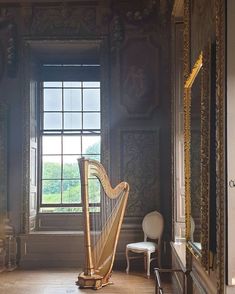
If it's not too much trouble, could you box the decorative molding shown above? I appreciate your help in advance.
[190,0,216,65]
[30,5,97,36]
[0,103,17,271]
[110,15,125,51]
[0,43,4,81]
[183,0,191,79]
[120,37,160,117]
[22,42,31,234]
[120,128,160,217]
[215,0,225,292]
[200,44,211,271]
[99,38,111,174]
[183,4,190,259]
[0,102,8,236]
[0,9,17,78]
[125,0,157,24]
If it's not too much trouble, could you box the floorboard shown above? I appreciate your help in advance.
[0,268,173,294]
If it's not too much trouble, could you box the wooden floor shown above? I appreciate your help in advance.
[0,268,173,294]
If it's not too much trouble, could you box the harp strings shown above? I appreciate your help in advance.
[78,157,128,277]
[89,178,123,269]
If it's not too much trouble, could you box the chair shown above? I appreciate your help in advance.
[126,211,164,278]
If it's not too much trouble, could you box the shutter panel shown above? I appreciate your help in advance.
[29,62,39,231]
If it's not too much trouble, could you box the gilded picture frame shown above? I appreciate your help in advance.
[184,49,211,272]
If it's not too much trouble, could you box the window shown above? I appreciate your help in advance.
[39,65,101,213]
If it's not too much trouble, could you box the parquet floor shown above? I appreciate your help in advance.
[0,268,173,294]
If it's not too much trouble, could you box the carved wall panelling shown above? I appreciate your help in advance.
[190,0,216,65]
[110,0,157,25]
[119,37,160,118]
[110,14,125,52]
[0,43,4,81]
[118,127,160,217]
[124,0,157,24]
[30,4,97,36]
[215,0,225,292]
[110,0,173,29]
[0,102,8,237]
[0,9,18,79]
[0,102,17,272]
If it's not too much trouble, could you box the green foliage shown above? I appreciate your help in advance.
[85,142,100,161]
[42,141,101,207]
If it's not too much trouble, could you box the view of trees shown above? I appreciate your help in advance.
[41,142,100,212]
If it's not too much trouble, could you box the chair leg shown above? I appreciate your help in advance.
[146,251,151,278]
[144,253,147,272]
[126,247,130,274]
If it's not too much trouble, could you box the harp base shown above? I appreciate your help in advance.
[76,272,113,290]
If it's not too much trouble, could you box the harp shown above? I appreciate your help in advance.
[76,157,129,290]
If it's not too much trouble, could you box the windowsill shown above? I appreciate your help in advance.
[29,231,84,235]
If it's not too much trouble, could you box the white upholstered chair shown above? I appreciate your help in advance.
[125,211,164,278]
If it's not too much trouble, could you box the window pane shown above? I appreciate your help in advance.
[88,179,100,203]
[44,82,62,87]
[83,82,100,88]
[64,113,82,129]
[42,156,61,179]
[41,76,101,211]
[86,154,100,161]
[83,89,100,111]
[83,113,100,129]
[42,136,61,154]
[63,136,81,154]
[82,136,100,154]
[42,180,61,204]
[64,89,81,111]
[44,113,62,129]
[62,180,81,203]
[44,89,62,111]
[64,82,81,88]
[63,155,80,179]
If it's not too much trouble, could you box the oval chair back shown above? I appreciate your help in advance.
[142,211,164,242]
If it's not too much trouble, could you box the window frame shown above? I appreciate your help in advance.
[22,39,110,232]
[38,66,102,213]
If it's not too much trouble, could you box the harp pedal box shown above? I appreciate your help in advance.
[76,272,105,290]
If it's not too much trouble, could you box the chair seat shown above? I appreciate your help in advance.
[127,241,157,253]
[125,211,164,277]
